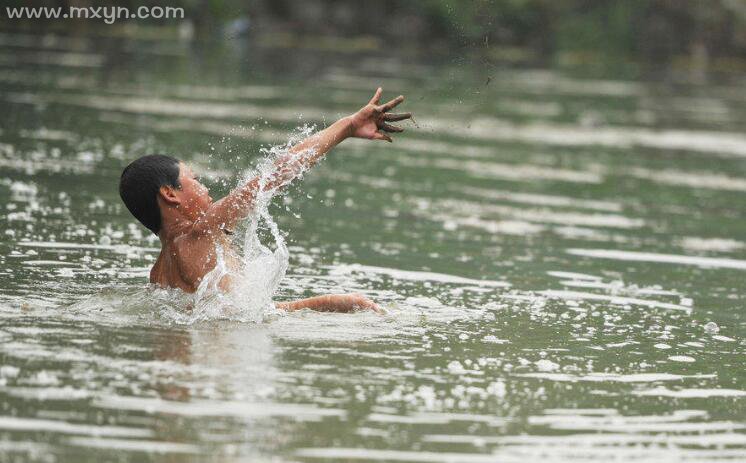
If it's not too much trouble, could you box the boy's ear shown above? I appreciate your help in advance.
[158,185,181,205]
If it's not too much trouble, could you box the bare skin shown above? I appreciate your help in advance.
[149,88,411,313]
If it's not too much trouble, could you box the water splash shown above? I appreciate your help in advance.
[182,125,317,324]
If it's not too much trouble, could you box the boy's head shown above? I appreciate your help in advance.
[119,155,212,235]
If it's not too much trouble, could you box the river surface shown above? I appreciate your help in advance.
[1,31,745,462]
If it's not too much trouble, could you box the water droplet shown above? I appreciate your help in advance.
[447,360,466,374]
[535,359,560,372]
[703,321,719,334]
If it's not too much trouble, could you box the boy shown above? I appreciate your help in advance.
[119,88,410,313]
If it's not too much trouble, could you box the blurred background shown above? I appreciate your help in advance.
[3,0,746,81]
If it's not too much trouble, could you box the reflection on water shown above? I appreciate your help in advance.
[1,31,745,462]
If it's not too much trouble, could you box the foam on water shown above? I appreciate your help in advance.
[93,394,346,420]
[328,264,510,288]
[422,198,644,229]
[65,438,201,455]
[515,372,715,383]
[634,387,746,398]
[530,290,692,312]
[0,416,153,438]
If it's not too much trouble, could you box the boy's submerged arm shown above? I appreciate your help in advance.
[277,294,383,313]
[191,88,410,235]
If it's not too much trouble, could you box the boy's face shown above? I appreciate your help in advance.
[175,163,212,215]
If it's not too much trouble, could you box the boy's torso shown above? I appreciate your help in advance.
[150,232,237,292]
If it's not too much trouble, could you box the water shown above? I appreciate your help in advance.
[1,31,746,462]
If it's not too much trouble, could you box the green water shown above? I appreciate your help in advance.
[1,32,745,462]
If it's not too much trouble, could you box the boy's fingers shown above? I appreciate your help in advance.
[384,112,411,122]
[370,303,385,314]
[380,123,404,133]
[373,131,393,142]
[380,95,404,111]
[369,87,383,105]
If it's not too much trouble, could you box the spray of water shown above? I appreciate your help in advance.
[170,126,317,324]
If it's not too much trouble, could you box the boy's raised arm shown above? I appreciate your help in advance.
[191,88,410,235]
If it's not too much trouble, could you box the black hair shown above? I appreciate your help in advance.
[119,154,181,235]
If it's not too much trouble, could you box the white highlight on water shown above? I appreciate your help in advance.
[567,248,746,270]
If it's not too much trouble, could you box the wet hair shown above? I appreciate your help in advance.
[119,155,181,235]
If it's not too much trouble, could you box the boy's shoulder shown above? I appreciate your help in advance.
[150,231,220,291]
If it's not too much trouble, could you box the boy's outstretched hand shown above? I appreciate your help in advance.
[194,88,411,236]
[348,87,411,142]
